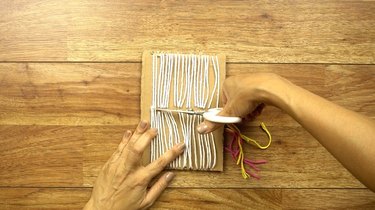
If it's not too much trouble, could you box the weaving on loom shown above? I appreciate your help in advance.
[141,51,226,171]
[141,51,272,177]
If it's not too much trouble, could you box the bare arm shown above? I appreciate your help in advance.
[270,76,375,191]
[198,73,375,191]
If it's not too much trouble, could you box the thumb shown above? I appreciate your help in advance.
[197,106,233,134]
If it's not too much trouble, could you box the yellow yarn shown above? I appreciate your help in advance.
[236,136,250,179]
[228,123,272,149]
[228,122,272,179]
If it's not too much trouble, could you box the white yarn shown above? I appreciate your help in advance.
[179,55,188,108]
[150,52,221,170]
[214,56,220,108]
[203,55,210,108]
[150,53,156,162]
[210,132,217,168]
[186,55,193,108]
[194,55,198,107]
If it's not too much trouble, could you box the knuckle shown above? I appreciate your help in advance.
[129,134,139,144]
[102,162,117,177]
[126,145,143,158]
[133,146,143,155]
[135,175,149,187]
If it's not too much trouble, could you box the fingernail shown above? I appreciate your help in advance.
[176,142,186,150]
[140,120,147,129]
[165,172,175,183]
[150,128,158,133]
[125,130,132,138]
[197,123,208,133]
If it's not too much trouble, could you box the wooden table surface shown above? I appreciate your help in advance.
[0,1,374,209]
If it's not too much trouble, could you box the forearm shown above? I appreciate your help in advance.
[267,77,375,191]
[199,73,374,190]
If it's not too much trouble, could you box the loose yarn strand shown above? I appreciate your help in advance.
[226,123,272,179]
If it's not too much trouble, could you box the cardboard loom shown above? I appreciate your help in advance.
[141,50,226,171]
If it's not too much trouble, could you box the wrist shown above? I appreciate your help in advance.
[255,74,294,112]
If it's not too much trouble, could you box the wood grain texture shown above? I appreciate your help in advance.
[0,63,373,189]
[1,0,374,208]
[282,189,375,209]
[0,1,68,61]
[1,0,374,63]
[0,125,364,188]
[0,188,90,210]
[1,188,374,210]
[0,63,373,126]
[0,63,141,125]
[154,189,282,210]
[0,125,84,187]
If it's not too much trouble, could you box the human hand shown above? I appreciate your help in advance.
[84,120,185,210]
[197,73,287,133]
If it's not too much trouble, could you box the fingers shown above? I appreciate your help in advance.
[129,120,150,145]
[121,122,158,165]
[109,130,133,163]
[197,106,232,134]
[145,142,185,177]
[116,120,154,166]
[141,172,175,209]
[119,130,132,151]
[132,128,158,153]
[197,119,221,134]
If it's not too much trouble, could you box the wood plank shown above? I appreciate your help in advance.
[282,189,375,209]
[0,63,373,126]
[0,1,68,61]
[1,188,374,209]
[154,189,282,210]
[228,64,375,125]
[152,126,365,188]
[0,125,83,187]
[325,65,375,115]
[0,188,281,210]
[1,1,374,63]
[0,125,364,188]
[0,63,373,188]
[0,188,90,210]
[0,63,140,125]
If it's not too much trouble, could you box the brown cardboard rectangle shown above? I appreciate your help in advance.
[141,50,226,171]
